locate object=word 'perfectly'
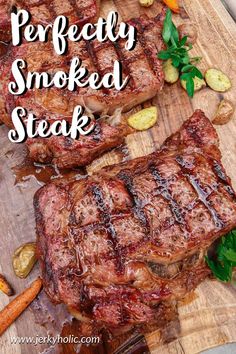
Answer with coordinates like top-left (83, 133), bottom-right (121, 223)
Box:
top-left (11, 10), bottom-right (137, 55)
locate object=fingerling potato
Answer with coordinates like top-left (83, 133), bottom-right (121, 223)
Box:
top-left (212, 99), bottom-right (235, 125)
top-left (205, 68), bottom-right (232, 92)
top-left (178, 23), bottom-right (198, 45)
top-left (139, 0), bottom-right (154, 7)
top-left (13, 242), bottom-right (37, 278)
top-left (128, 106), bottom-right (158, 131)
top-left (163, 59), bottom-right (179, 84)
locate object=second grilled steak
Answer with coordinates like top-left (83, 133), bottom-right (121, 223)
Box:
top-left (1, 11), bottom-right (165, 124)
top-left (35, 110), bottom-right (236, 335)
top-left (0, 10), bottom-right (165, 167)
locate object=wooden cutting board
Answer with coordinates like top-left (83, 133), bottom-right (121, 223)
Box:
top-left (0, 0), bottom-right (236, 353)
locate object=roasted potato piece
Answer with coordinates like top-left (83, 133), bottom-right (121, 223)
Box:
top-left (0, 274), bottom-right (14, 296)
top-left (127, 107), bottom-right (158, 131)
top-left (212, 99), bottom-right (235, 125)
top-left (178, 23), bottom-right (198, 45)
top-left (205, 69), bottom-right (232, 92)
top-left (181, 77), bottom-right (206, 92)
top-left (163, 59), bottom-right (179, 84)
top-left (139, 0), bottom-right (154, 6)
top-left (13, 243), bottom-right (37, 279)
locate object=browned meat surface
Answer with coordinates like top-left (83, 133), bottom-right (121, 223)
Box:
top-left (27, 122), bottom-right (128, 168)
top-left (35, 110), bottom-right (236, 335)
top-left (0, 0), bottom-right (11, 42)
top-left (0, 10), bottom-right (165, 167)
top-left (0, 0), bottom-right (101, 42)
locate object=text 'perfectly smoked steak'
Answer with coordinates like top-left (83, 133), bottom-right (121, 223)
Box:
top-left (34, 110), bottom-right (236, 336)
top-left (0, 11), bottom-right (165, 168)
top-left (0, 0), bottom-right (101, 42)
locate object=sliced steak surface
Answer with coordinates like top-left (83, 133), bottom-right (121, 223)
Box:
top-left (35, 110), bottom-right (236, 334)
top-left (0, 0), bottom-right (101, 42)
top-left (0, 11), bottom-right (165, 167)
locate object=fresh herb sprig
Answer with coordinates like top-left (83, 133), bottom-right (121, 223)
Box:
top-left (205, 229), bottom-right (236, 282)
top-left (158, 9), bottom-right (203, 97)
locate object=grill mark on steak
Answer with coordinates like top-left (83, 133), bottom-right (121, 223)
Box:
top-left (176, 155), bottom-right (225, 229)
top-left (113, 41), bottom-right (134, 90)
top-left (213, 160), bottom-right (229, 182)
top-left (135, 18), bottom-right (163, 79)
top-left (213, 160), bottom-right (236, 200)
top-left (118, 171), bottom-right (150, 231)
top-left (85, 40), bottom-right (109, 96)
top-left (188, 175), bottom-right (224, 228)
top-left (129, 15), bottom-right (165, 86)
top-left (150, 164), bottom-right (186, 226)
top-left (91, 184), bottom-right (124, 273)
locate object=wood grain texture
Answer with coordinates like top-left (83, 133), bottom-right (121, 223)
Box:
top-left (0, 0), bottom-right (236, 353)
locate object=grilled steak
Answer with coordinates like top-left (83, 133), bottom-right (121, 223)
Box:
top-left (0, 11), bottom-right (165, 167)
top-left (0, 0), bottom-right (101, 42)
top-left (27, 122), bottom-right (129, 168)
top-left (35, 110), bottom-right (236, 335)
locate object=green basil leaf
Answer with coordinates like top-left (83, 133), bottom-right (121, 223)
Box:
top-left (181, 56), bottom-right (190, 65)
top-left (224, 249), bottom-right (236, 262)
top-left (180, 73), bottom-right (190, 81)
top-left (231, 229), bottom-right (236, 238)
top-left (192, 67), bottom-right (203, 79)
top-left (227, 230), bottom-right (236, 248)
top-left (188, 71), bottom-right (196, 78)
top-left (218, 237), bottom-right (226, 250)
top-left (158, 8), bottom-right (204, 99)
top-left (205, 229), bottom-right (236, 284)
top-left (179, 36), bottom-right (188, 47)
top-left (162, 9), bottom-right (172, 44)
top-left (186, 77), bottom-right (194, 97)
top-left (170, 38), bottom-right (178, 48)
top-left (171, 22), bottom-right (179, 44)
top-left (172, 57), bottom-right (180, 67)
top-left (205, 256), bottom-right (232, 282)
top-left (170, 53), bottom-right (181, 59)
top-left (181, 64), bottom-right (194, 73)
top-left (158, 51), bottom-right (171, 60)
top-left (177, 48), bottom-right (188, 55)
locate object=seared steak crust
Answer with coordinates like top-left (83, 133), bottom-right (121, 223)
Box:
top-left (26, 122), bottom-right (128, 168)
top-left (35, 110), bottom-right (236, 334)
top-left (0, 11), bottom-right (165, 167)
